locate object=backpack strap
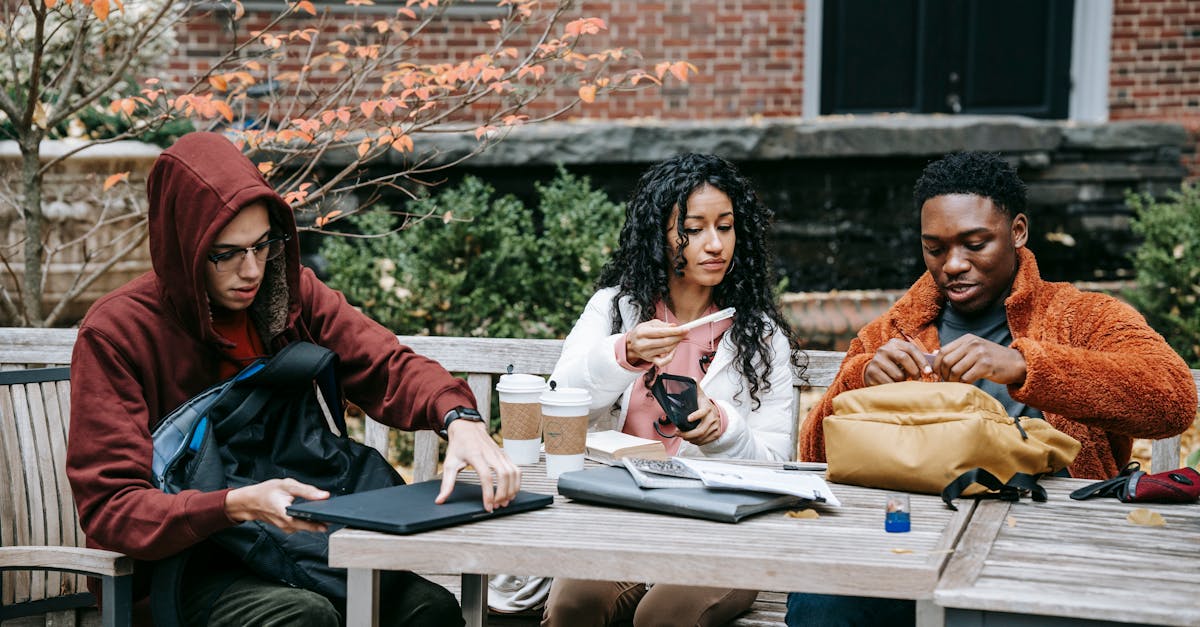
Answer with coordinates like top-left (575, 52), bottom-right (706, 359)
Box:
top-left (211, 342), bottom-right (337, 440)
top-left (1069, 461), bottom-right (1142, 501)
top-left (244, 341), bottom-right (335, 387)
top-left (941, 468), bottom-right (1048, 511)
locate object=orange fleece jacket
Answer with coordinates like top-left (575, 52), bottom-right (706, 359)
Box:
top-left (799, 248), bottom-right (1196, 480)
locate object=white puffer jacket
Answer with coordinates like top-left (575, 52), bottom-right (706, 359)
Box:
top-left (550, 287), bottom-right (795, 461)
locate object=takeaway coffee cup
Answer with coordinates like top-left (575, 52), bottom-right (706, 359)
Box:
top-left (540, 383), bottom-right (591, 479)
top-left (496, 372), bottom-right (547, 465)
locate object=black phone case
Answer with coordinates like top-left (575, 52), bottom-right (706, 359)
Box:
top-left (650, 374), bottom-right (701, 431)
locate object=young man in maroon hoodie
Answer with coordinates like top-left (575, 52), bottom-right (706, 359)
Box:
top-left (66, 132), bottom-right (520, 626)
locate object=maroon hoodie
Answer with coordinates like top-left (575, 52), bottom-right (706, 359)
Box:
top-left (66, 132), bottom-right (475, 595)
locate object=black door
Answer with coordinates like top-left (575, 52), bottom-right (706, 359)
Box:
top-left (820, 0), bottom-right (1074, 119)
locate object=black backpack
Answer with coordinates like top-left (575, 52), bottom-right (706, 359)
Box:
top-left (149, 341), bottom-right (404, 622)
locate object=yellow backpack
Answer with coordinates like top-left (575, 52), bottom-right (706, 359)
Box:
top-left (824, 381), bottom-right (1081, 509)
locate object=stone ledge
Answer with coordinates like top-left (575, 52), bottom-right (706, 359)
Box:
top-left (0, 139), bottom-right (163, 161)
top-left (387, 115), bottom-right (1187, 168)
top-left (783, 282), bottom-right (1134, 351)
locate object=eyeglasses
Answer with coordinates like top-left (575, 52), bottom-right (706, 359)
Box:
top-left (207, 234), bottom-right (290, 273)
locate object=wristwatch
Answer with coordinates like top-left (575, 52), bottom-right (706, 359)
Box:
top-left (440, 406), bottom-right (485, 438)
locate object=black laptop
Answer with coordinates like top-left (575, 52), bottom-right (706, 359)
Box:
top-left (286, 480), bottom-right (554, 535)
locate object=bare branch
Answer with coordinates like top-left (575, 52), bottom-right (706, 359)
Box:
top-left (43, 226), bottom-right (148, 327)
top-left (47, 0), bottom-right (184, 128)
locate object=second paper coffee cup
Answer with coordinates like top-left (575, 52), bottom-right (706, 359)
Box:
top-left (495, 373), bottom-right (546, 465)
top-left (540, 385), bottom-right (591, 479)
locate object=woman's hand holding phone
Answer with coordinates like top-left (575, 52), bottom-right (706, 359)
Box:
top-left (677, 385), bottom-right (722, 446)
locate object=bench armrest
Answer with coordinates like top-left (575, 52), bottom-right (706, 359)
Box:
top-left (0, 546), bottom-right (133, 577)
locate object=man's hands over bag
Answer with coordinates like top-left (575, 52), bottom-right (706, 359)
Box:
top-left (864, 338), bottom-right (935, 385)
top-left (438, 419), bottom-right (521, 512)
top-left (933, 334), bottom-right (1026, 386)
top-left (865, 334), bottom-right (1027, 387)
top-left (225, 478), bottom-right (329, 533)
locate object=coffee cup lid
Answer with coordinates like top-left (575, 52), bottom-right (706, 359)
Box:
top-left (540, 385), bottom-right (591, 406)
top-left (496, 373), bottom-right (546, 394)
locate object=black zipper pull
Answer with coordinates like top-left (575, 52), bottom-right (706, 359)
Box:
top-left (1013, 416), bottom-right (1029, 440)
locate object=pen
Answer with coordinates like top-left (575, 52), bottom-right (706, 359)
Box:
top-left (675, 307), bottom-right (736, 332)
top-left (782, 463), bottom-right (826, 472)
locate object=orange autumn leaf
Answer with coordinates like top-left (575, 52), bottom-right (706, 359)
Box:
top-left (209, 75), bottom-right (228, 92)
top-left (564, 17), bottom-right (605, 37)
top-left (44, 0), bottom-right (57, 8)
top-left (294, 0), bottom-right (316, 15)
top-left (361, 101), bottom-right (378, 118)
top-left (656, 61), bottom-right (698, 83)
top-left (670, 61), bottom-right (698, 82)
top-left (578, 84), bottom-right (596, 103)
top-left (390, 134), bottom-right (413, 153)
top-left (92, 0), bottom-right (110, 21)
top-left (518, 65), bottom-right (545, 80)
top-left (103, 172), bottom-right (130, 191)
top-left (214, 100), bottom-right (235, 123)
top-left (257, 161), bottom-right (274, 175)
top-left (315, 209), bottom-right (343, 228)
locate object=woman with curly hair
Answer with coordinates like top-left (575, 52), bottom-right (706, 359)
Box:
top-left (542, 153), bottom-right (805, 627)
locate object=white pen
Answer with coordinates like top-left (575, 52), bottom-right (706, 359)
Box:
top-left (675, 306), bottom-right (736, 332)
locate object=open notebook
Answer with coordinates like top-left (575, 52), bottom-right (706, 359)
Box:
top-left (287, 480), bottom-right (553, 534)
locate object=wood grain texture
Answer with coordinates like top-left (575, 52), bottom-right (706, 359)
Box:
top-left (0, 547), bottom-right (132, 578)
top-left (934, 478), bottom-right (1200, 626)
top-left (3, 326), bottom-right (1198, 625)
top-left (332, 461), bottom-right (966, 601)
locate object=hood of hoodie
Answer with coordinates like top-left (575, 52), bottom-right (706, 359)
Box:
top-left (147, 132), bottom-right (300, 347)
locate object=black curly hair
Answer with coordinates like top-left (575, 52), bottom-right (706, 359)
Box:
top-left (913, 151), bottom-right (1027, 218)
top-left (596, 153), bottom-right (804, 408)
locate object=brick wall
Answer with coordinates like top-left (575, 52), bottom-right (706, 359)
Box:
top-left (1109, 0), bottom-right (1200, 178)
top-left (165, 1), bottom-right (1200, 175)
top-left (164, 1), bottom-right (806, 123)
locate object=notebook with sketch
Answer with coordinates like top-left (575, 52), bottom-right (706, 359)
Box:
top-left (286, 479), bottom-right (554, 535)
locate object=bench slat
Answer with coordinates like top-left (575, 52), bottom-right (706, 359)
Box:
top-left (0, 385), bottom-right (31, 605)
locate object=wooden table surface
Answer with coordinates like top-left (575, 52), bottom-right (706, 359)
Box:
top-left (935, 477), bottom-right (1200, 627)
top-left (331, 459), bottom-right (972, 626)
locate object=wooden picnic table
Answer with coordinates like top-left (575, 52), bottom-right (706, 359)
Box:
top-left (329, 459), bottom-right (971, 627)
top-left (935, 477), bottom-right (1200, 627)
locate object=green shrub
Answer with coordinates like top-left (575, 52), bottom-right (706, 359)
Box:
top-left (1127, 184), bottom-right (1200, 367)
top-left (321, 167), bottom-right (622, 339)
top-left (321, 168), bottom-right (621, 467)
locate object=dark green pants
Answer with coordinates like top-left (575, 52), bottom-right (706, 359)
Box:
top-left (181, 563), bottom-right (463, 627)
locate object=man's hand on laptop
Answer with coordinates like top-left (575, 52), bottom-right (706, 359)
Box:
top-left (226, 478), bottom-right (329, 534)
top-left (438, 420), bottom-right (521, 512)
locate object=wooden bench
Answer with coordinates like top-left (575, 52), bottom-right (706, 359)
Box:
top-left (0, 326), bottom-right (1190, 626)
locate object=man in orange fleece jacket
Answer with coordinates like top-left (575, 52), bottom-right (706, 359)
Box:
top-left (800, 151), bottom-right (1195, 482)
top-left (789, 151), bottom-right (1196, 627)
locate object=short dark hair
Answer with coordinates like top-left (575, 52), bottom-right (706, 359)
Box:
top-left (913, 151), bottom-right (1027, 218)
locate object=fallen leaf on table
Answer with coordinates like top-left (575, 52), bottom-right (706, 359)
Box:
top-left (1126, 508), bottom-right (1165, 526)
top-left (1006, 516), bottom-right (1017, 527)
top-left (890, 548), bottom-right (914, 554)
top-left (786, 509), bottom-right (819, 519)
